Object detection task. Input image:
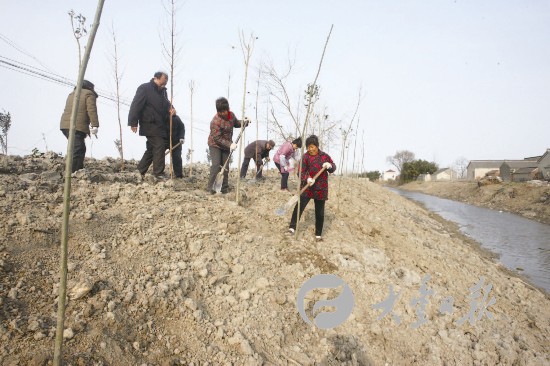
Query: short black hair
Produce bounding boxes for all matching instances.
[216,97,229,112]
[305,135,319,148]
[82,80,95,90]
[154,71,168,79]
[292,137,302,148]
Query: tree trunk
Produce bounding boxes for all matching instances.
[54,1,105,364]
[295,25,333,239]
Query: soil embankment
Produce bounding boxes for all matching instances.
[400,180,550,225]
[0,154,549,365]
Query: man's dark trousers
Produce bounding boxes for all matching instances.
[137,135,166,176]
[169,143,183,178]
[240,157,263,179]
[61,129,86,173]
[208,146,230,192]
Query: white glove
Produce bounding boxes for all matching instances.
[230,143,237,151]
[283,166,288,172]
[179,138,185,144]
[90,127,98,138]
[322,162,332,170]
[243,117,250,126]
[307,177,315,186]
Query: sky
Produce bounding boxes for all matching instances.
[1,0,549,173]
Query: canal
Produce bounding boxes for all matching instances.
[389,188,550,293]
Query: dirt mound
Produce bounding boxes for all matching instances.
[400,180,550,224]
[0,154,549,365]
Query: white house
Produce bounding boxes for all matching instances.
[417,173,431,182]
[466,160,505,181]
[432,168,458,181]
[382,169,398,181]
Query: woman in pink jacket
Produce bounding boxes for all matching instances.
[273,137,302,191]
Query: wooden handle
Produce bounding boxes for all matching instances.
[165,141,182,156]
[299,167,327,195]
[219,123,247,171]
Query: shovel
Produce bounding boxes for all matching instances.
[212,123,248,193]
[247,159,266,184]
[275,167,327,216]
[164,140,183,156]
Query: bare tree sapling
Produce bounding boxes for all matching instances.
[55,2,105,365]
[0,110,12,155]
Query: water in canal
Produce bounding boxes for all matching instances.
[389,188,550,293]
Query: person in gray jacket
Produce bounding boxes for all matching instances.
[240,140,275,179]
[59,80,99,173]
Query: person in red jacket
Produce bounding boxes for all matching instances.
[207,97,250,193]
[288,135,336,241]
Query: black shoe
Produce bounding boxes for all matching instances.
[153,174,168,181]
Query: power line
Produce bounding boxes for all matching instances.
[0,35,133,105]
[1,54,218,137]
[0,55,133,106]
[0,33,56,74]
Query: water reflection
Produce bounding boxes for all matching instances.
[389,188,550,293]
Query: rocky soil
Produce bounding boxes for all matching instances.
[399,180,550,225]
[0,153,549,365]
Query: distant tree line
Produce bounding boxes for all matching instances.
[386,149,439,184]
[400,159,438,183]
[358,170,381,181]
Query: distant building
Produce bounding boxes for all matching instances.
[466,160,505,181]
[511,167,539,182]
[382,169,398,181]
[417,173,431,182]
[466,150,550,182]
[537,149,550,180]
[523,155,542,162]
[500,161,539,182]
[432,168,458,181]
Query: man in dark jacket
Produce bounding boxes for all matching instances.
[59,80,99,173]
[166,114,185,178]
[240,140,275,179]
[128,71,173,178]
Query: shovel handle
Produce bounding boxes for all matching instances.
[254,159,266,177]
[275,167,327,216]
[298,167,327,195]
[165,141,183,156]
[218,120,248,172]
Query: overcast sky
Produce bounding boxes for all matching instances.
[1,0,549,173]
